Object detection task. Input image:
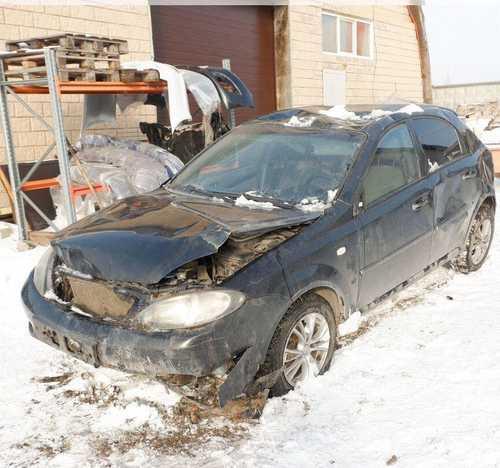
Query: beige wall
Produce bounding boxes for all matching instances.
[286,4,423,107]
[433,82,500,110]
[0,4,155,211]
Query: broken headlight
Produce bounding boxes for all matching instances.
[137,290,245,331]
[33,247,55,296]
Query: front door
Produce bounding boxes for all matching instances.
[357,123,434,307]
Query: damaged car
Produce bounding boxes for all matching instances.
[22,104,495,406]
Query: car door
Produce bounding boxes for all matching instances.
[409,117,482,262]
[356,123,434,307]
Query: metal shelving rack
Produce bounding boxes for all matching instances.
[0,48,74,240]
[0,47,166,241]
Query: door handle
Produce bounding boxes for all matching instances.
[462,168,477,180]
[412,193,431,211]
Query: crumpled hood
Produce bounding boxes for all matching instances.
[53,191,320,284]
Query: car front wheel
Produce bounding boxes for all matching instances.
[454,203,494,273]
[261,294,337,396]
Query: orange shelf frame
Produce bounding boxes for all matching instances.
[21,177,107,200]
[9,80,167,95]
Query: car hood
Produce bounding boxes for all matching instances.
[52,191,320,284]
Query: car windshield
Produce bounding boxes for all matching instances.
[169,123,365,204]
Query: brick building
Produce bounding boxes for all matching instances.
[0,4,430,214]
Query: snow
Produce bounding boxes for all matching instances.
[338,310,362,337]
[428,160,440,173]
[295,189,338,213]
[319,105,359,120]
[235,194,276,210]
[284,104,422,127]
[481,127,500,146]
[318,105,423,122]
[397,103,425,115]
[285,115,316,128]
[1,187,500,467]
[466,119,500,146]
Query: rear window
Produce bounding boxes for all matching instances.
[411,118,463,170]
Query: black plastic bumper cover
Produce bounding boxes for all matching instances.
[22,272,244,380]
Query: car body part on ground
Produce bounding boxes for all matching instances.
[48,135,185,225]
[22,103,496,408]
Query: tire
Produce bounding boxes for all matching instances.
[453,203,494,273]
[260,294,337,397]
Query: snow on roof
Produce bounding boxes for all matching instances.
[291,104,425,127]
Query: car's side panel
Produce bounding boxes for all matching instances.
[430,152,483,261]
[277,203,360,320]
[356,176,434,307]
[407,115,486,263]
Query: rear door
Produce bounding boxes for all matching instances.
[409,117,482,262]
[357,123,434,307]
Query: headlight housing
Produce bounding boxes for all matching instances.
[137,289,245,331]
[33,247,56,296]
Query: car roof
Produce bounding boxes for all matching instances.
[255,104,458,133]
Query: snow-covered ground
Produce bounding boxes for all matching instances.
[1,202,500,467]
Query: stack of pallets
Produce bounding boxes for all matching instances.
[3,33,159,83]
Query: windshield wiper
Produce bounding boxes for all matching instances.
[177,184,239,200]
[179,184,212,197]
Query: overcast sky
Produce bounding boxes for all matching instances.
[423,0,500,86]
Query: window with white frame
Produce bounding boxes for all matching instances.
[322,12,372,58]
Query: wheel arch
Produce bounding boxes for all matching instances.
[467,194,496,239]
[481,195,496,211]
[288,283,348,327]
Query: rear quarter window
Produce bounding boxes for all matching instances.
[464,127,482,153]
[411,118,463,170]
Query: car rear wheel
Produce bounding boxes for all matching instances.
[261,295,337,396]
[454,203,494,273]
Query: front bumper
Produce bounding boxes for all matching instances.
[22,272,245,378]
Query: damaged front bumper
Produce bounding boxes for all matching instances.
[21,272,268,405]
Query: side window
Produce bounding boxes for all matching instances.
[362,124,420,206]
[412,118,462,170]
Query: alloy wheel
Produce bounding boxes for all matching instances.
[282,312,331,386]
[470,216,492,265]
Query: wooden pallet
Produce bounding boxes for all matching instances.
[119,69,161,83]
[4,66,120,82]
[2,34,160,83]
[4,49,121,70]
[4,65,160,83]
[6,33,128,55]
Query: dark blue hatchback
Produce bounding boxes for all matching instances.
[23,104,495,405]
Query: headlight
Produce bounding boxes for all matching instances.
[33,247,55,296]
[137,289,245,331]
